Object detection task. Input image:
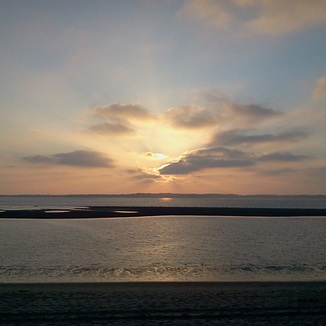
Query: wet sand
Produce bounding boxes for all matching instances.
[1,282,325,325]
[1,206,326,218]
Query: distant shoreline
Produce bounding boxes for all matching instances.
[1,193,326,197]
[1,206,326,219]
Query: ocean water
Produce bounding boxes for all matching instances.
[1,195,325,283]
[1,194,326,210]
[1,215,325,283]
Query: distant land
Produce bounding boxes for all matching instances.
[1,193,326,198]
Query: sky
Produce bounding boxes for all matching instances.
[1,0,326,195]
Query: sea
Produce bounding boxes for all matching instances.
[0,194,325,283]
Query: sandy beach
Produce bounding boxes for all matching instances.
[1,281,325,325]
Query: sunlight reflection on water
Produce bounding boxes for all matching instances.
[0,216,325,283]
[159,197,173,202]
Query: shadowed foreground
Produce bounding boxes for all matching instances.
[1,206,326,219]
[1,282,325,325]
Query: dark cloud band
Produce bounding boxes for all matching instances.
[158,146,312,175]
[211,128,310,146]
[22,150,114,168]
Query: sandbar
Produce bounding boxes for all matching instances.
[1,206,326,219]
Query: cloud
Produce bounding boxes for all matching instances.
[313,76,326,99]
[158,146,312,175]
[22,150,114,168]
[92,103,156,121]
[86,122,135,135]
[157,93,314,176]
[228,103,282,120]
[210,128,310,146]
[180,0,326,35]
[86,103,155,137]
[180,0,238,30]
[159,146,254,175]
[257,151,311,162]
[22,155,54,164]
[159,158,254,174]
[163,105,220,129]
[126,168,164,183]
[163,102,281,129]
[194,146,251,159]
[246,0,326,35]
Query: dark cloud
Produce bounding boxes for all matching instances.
[159,158,254,175]
[22,155,54,164]
[126,168,163,183]
[163,105,220,129]
[92,103,155,121]
[158,145,313,175]
[163,100,282,130]
[211,128,310,146]
[194,146,251,159]
[228,103,282,120]
[258,152,312,162]
[86,122,135,135]
[87,103,155,137]
[22,150,114,168]
[159,146,254,175]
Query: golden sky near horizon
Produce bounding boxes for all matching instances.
[1,0,326,195]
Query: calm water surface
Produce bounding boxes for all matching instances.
[1,215,325,283]
[1,195,326,210]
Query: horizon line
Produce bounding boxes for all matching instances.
[1,193,326,197]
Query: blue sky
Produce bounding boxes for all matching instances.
[1,0,326,194]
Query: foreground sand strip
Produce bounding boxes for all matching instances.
[1,282,325,324]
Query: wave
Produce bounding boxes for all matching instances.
[1,263,325,283]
